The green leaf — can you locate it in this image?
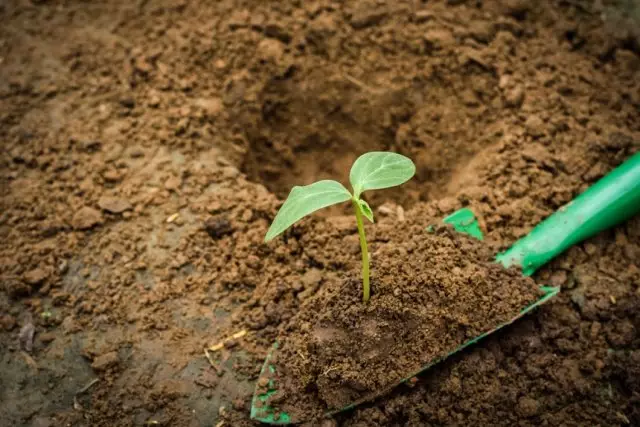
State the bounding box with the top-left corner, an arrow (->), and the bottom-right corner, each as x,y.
349,152 -> 416,198
265,180 -> 352,242
357,199 -> 374,223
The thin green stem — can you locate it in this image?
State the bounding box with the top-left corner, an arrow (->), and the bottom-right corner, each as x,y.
352,199 -> 370,302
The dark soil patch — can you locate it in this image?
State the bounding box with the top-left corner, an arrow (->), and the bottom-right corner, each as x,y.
267,225 -> 541,422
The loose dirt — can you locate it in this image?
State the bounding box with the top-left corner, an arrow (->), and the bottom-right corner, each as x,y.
266,225 -> 542,422
1,1 -> 639,427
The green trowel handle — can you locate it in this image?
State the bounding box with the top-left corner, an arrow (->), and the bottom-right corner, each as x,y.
496,152 -> 640,276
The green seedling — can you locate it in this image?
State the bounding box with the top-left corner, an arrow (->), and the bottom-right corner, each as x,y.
264,152 -> 416,302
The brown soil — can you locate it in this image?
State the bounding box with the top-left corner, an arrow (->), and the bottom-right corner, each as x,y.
1,1 -> 639,427
269,224 -> 542,421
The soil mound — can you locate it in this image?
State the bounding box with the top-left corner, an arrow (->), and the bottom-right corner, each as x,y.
267,225 -> 541,421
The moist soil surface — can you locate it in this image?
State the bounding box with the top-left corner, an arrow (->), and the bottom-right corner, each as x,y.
266,225 -> 542,422
1,1 -> 639,427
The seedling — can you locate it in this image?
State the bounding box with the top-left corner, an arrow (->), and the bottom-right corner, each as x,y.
264,152 -> 416,302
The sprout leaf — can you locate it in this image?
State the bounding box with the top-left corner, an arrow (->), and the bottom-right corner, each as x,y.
357,199 -> 374,223
264,180 -> 351,242
349,152 -> 416,198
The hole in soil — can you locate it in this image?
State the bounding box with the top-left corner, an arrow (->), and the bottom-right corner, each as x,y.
240,67 -> 499,212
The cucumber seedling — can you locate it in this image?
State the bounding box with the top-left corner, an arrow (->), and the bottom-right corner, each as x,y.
264,152 -> 416,302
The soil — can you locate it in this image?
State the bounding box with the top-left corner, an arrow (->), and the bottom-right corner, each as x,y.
0,1 -> 639,427
267,224 -> 542,421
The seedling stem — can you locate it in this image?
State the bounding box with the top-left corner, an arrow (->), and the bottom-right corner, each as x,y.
352,199 -> 370,302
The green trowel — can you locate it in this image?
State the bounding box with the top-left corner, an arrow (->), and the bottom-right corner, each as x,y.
250,152 -> 640,424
